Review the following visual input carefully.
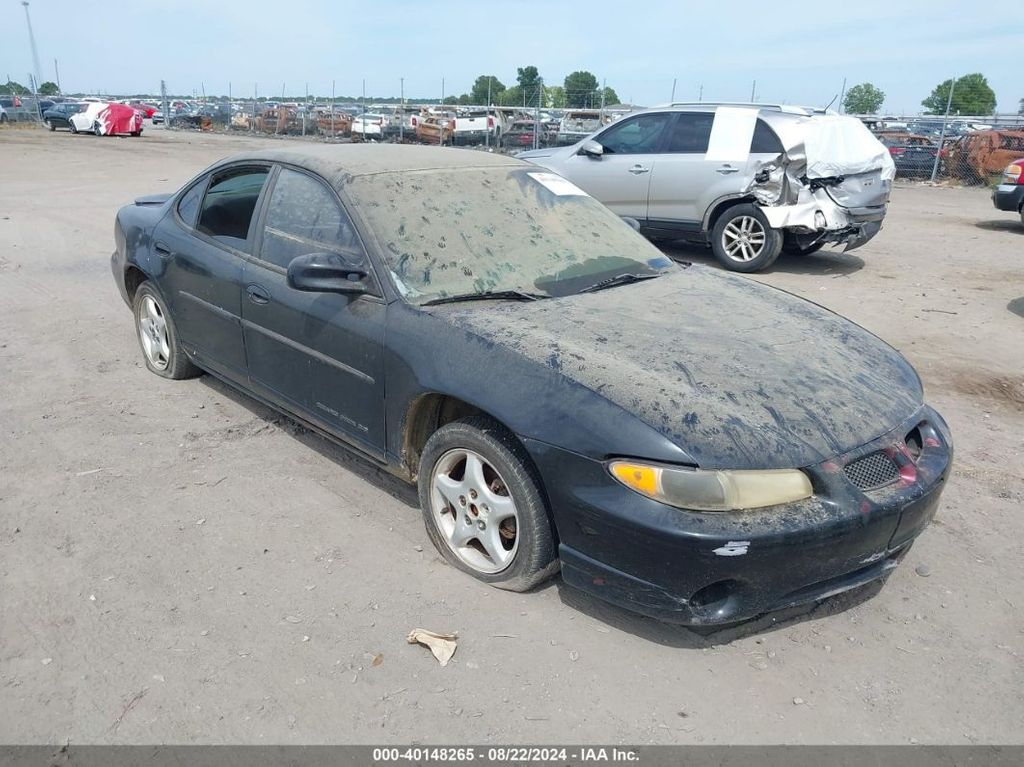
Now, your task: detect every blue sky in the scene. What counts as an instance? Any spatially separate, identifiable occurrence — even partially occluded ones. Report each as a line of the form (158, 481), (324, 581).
(2, 0), (1020, 113)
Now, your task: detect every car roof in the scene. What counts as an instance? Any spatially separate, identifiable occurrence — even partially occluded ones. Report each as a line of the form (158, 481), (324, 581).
(222, 144), (525, 185)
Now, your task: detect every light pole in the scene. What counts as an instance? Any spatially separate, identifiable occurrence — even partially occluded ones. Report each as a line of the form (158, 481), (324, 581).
(22, 1), (43, 95)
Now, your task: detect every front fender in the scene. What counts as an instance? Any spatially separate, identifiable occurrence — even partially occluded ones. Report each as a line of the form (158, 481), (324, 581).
(383, 303), (696, 469)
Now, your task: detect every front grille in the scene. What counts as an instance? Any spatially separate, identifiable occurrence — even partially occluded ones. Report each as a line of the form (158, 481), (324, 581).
(843, 451), (899, 491)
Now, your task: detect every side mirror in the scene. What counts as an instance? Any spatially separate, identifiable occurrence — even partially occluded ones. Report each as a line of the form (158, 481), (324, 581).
(287, 252), (369, 295)
(579, 139), (604, 158)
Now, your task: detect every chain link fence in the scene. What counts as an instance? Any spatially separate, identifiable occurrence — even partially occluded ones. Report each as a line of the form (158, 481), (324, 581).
(8, 78), (1023, 186)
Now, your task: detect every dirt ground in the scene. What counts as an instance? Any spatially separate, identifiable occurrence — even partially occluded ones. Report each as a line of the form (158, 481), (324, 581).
(1, 126), (1021, 746)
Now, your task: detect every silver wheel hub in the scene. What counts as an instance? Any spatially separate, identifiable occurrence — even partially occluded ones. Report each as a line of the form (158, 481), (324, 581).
(429, 448), (520, 574)
(138, 295), (171, 370)
(722, 216), (767, 262)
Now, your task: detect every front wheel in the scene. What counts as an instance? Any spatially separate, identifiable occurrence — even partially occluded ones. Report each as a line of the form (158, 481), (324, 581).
(418, 416), (558, 592)
(45, 119), (55, 131)
(93, 122), (103, 136)
(69, 121), (78, 134)
(710, 204), (782, 272)
(133, 283), (201, 380)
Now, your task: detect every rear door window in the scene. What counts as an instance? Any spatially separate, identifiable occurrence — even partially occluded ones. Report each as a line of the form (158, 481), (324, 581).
(176, 178), (207, 229)
(665, 113), (714, 153)
(196, 167), (269, 251)
(750, 119), (783, 153)
(259, 167), (366, 270)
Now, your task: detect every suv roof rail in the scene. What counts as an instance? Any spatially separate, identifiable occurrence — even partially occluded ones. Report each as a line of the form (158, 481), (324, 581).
(651, 101), (829, 114)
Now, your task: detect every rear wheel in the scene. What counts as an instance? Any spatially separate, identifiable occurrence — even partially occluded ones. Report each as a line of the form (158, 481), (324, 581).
(69, 120), (78, 134)
(418, 416), (559, 592)
(710, 204), (782, 272)
(93, 122), (102, 136)
(45, 119), (54, 131)
(133, 283), (200, 380)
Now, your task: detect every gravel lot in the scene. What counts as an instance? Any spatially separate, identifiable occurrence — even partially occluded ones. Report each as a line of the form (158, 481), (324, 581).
(1, 126), (1021, 746)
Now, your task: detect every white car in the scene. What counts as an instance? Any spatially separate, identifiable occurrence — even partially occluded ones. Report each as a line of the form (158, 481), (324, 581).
(69, 102), (144, 137)
(351, 113), (387, 139)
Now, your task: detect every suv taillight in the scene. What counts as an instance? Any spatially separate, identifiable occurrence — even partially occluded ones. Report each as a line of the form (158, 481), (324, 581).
(1003, 163), (1023, 185)
(488, 116), (494, 129)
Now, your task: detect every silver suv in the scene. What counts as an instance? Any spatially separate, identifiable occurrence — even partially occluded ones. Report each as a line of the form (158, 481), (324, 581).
(519, 103), (894, 272)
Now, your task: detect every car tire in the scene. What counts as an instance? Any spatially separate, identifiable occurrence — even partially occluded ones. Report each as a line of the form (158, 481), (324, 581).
(132, 283), (201, 380)
(418, 416), (559, 593)
(45, 119), (54, 131)
(711, 204), (783, 273)
(93, 122), (103, 136)
(69, 121), (78, 134)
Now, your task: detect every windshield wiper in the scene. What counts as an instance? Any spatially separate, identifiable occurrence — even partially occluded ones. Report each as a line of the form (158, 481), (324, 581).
(421, 289), (548, 306)
(577, 272), (661, 294)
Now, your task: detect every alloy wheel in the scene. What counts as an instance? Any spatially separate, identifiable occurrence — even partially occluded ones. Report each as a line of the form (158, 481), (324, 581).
(138, 295), (170, 370)
(722, 216), (767, 262)
(429, 448), (520, 574)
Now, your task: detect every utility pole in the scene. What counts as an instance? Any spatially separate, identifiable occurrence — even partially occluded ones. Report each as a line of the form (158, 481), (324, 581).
(21, 2), (42, 94)
(485, 77), (491, 149)
(750, 80), (756, 102)
(600, 78), (606, 121)
(440, 77), (445, 146)
(670, 78), (676, 103)
(698, 83), (703, 102)
(838, 77), (847, 113)
(331, 80), (336, 139)
(399, 78), (404, 142)
(54, 58), (61, 93)
(931, 77), (956, 182)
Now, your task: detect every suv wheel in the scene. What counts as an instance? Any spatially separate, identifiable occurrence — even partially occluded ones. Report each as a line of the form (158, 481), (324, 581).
(711, 204), (782, 273)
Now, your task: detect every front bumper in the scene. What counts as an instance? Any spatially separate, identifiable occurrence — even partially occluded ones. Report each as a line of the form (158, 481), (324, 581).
(992, 184), (1024, 213)
(525, 406), (951, 626)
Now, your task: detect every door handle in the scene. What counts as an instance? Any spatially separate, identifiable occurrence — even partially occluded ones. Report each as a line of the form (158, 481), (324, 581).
(154, 242), (172, 257)
(246, 284), (270, 305)
(628, 164), (650, 175)
(716, 165), (740, 174)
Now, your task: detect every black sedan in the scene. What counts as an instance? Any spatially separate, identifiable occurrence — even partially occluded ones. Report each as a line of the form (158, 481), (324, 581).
(42, 102), (84, 131)
(110, 146), (952, 626)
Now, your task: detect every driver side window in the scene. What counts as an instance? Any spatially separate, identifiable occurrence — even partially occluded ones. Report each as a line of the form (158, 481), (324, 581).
(597, 113), (673, 154)
(259, 168), (366, 270)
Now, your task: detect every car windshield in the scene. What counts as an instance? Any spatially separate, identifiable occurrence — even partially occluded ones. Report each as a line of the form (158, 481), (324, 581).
(348, 166), (675, 304)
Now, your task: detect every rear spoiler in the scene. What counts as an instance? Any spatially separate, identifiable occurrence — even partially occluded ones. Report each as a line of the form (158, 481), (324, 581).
(134, 193), (173, 206)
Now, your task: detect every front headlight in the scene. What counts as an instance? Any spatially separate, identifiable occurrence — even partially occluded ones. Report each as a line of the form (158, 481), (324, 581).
(608, 460), (813, 512)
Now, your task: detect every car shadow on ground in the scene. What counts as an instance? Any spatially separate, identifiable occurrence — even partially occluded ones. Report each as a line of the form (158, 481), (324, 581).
(975, 219), (1024, 234)
(1008, 297), (1024, 318)
(200, 375), (420, 509)
(199, 363), (885, 648)
(658, 241), (866, 276)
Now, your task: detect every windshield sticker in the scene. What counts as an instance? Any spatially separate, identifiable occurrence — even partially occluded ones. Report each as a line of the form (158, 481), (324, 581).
(528, 172), (589, 197)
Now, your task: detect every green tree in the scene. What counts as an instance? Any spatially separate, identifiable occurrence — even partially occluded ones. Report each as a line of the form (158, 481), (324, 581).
(469, 75), (505, 105)
(922, 73), (996, 115)
(0, 80), (30, 96)
(442, 95), (459, 106)
(517, 66), (540, 91)
(545, 85), (565, 109)
(842, 82), (885, 114)
(563, 70), (599, 108)
(38, 81), (60, 96)
(602, 86), (620, 106)
(498, 86), (523, 107)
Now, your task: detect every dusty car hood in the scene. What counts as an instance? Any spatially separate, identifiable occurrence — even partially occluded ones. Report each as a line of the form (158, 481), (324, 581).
(439, 267), (922, 469)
